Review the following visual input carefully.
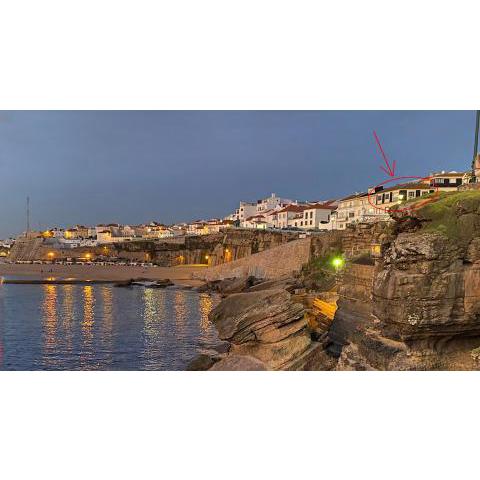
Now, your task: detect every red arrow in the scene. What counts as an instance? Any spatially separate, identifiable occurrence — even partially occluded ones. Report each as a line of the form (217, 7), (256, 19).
(373, 130), (396, 177)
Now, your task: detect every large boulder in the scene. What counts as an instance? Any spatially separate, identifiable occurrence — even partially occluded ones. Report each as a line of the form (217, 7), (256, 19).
(209, 288), (316, 370)
(210, 288), (305, 344)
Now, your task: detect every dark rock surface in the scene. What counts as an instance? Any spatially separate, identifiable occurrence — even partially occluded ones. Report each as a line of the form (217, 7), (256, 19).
(209, 355), (269, 371)
(187, 354), (218, 371)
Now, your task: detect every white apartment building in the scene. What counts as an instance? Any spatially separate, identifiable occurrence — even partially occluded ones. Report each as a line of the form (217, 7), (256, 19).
(330, 193), (375, 230)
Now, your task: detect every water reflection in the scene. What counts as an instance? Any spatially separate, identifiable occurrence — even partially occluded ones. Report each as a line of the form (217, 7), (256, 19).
(142, 288), (165, 368)
(42, 285), (58, 368)
(174, 290), (188, 337)
(101, 286), (113, 334)
(80, 286), (96, 368)
(199, 293), (213, 332)
(99, 286), (114, 367)
(82, 286), (95, 337)
(61, 285), (75, 353)
(43, 285), (58, 334)
(2, 284), (221, 370)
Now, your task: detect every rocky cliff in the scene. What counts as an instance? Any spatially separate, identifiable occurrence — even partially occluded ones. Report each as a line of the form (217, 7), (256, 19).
(331, 191), (480, 370)
(206, 191), (480, 371)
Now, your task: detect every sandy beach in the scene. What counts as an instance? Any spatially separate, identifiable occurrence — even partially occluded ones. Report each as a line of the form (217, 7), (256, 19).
(0, 262), (208, 286)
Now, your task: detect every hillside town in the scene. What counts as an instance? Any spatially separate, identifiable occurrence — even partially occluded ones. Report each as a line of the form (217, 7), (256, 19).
(0, 169), (471, 257)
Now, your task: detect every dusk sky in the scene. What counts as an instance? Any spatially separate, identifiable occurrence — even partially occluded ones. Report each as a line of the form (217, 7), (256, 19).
(0, 110), (475, 238)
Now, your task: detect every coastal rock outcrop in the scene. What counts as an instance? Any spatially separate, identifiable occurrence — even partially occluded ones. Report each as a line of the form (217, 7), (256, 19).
(209, 288), (325, 370)
(209, 355), (269, 371)
(329, 192), (480, 370)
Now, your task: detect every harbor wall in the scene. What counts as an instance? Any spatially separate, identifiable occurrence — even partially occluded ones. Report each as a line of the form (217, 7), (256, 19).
(200, 238), (312, 281)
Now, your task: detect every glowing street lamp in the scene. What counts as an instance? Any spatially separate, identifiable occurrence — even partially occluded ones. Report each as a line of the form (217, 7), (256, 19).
(47, 252), (55, 262)
(331, 256), (345, 271)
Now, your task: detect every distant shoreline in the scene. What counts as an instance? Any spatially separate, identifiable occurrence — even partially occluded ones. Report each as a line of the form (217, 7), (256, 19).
(0, 263), (207, 287)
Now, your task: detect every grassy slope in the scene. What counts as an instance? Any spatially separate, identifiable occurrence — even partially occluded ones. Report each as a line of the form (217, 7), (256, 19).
(413, 190), (480, 241)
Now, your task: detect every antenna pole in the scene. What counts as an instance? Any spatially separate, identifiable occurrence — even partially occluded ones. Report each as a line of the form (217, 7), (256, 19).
(26, 196), (30, 234)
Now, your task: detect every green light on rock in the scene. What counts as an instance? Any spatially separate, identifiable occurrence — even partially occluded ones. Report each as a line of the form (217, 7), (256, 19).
(331, 257), (345, 270)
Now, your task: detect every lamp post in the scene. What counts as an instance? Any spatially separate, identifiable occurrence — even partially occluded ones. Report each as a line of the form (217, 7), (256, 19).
(471, 110), (480, 182)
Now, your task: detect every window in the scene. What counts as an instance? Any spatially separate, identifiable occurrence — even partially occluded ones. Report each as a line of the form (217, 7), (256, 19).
(310, 211), (313, 218)
(408, 191), (415, 198)
(310, 220), (313, 225)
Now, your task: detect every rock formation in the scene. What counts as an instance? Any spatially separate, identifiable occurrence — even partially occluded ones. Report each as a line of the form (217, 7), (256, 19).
(205, 192), (480, 371)
(330, 191), (480, 370)
(208, 288), (330, 370)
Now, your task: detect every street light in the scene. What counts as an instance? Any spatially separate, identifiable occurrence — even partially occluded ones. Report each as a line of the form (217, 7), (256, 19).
(331, 256), (345, 271)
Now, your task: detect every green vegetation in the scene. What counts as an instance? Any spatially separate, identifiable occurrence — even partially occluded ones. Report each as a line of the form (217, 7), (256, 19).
(415, 190), (480, 242)
(300, 250), (345, 291)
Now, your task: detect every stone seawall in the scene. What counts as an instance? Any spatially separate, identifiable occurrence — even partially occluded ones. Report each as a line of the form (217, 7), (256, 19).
(200, 238), (312, 281)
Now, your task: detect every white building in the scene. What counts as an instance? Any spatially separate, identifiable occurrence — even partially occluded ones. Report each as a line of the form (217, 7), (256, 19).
(233, 193), (295, 224)
(94, 224), (136, 242)
(238, 202), (257, 223)
(276, 205), (307, 229)
(142, 222), (174, 239)
(428, 171), (466, 190)
(301, 203), (336, 230)
(243, 215), (268, 229)
(330, 193), (374, 230)
(255, 193), (294, 213)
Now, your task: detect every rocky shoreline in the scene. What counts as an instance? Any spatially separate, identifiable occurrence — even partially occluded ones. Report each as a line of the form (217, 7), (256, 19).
(191, 191), (480, 371)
